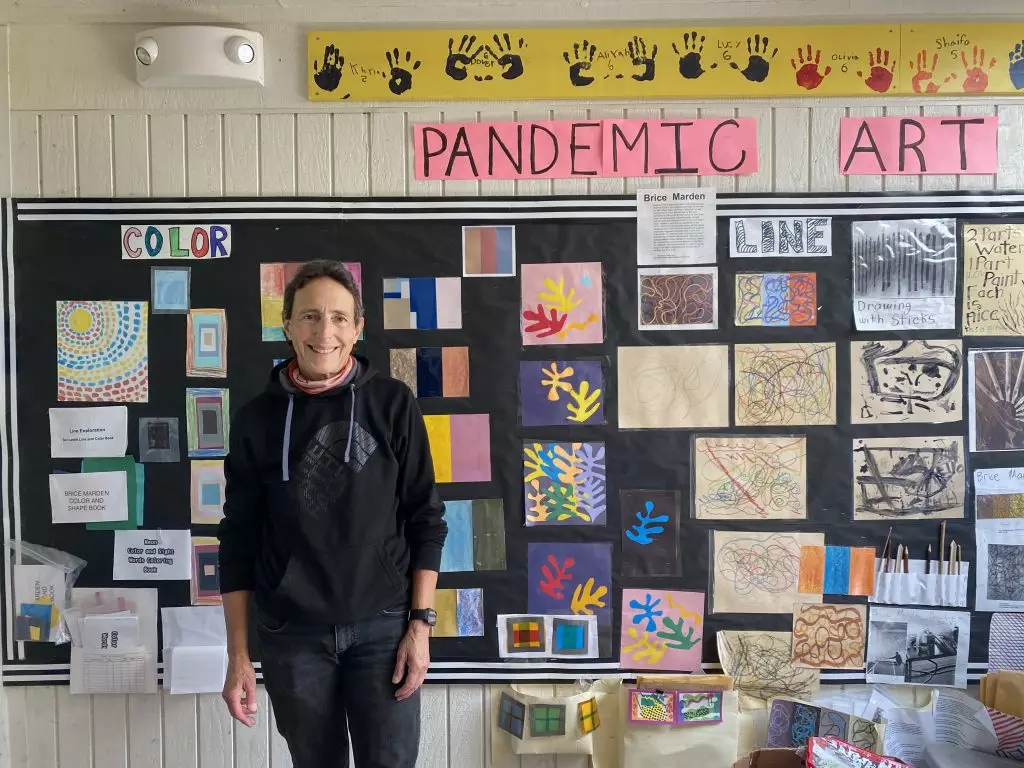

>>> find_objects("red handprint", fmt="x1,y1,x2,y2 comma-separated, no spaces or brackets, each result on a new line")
961,45,998,93
857,47,894,93
909,49,956,94
791,45,832,90
539,555,575,599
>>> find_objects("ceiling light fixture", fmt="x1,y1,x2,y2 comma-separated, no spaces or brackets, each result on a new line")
225,36,256,65
135,37,158,66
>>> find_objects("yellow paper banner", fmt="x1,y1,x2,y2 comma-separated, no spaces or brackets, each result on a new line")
308,23,1024,102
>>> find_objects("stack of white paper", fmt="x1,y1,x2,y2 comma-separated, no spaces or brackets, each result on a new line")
69,588,158,695
161,605,228,694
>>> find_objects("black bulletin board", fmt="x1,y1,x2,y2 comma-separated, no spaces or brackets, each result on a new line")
1,193,1015,685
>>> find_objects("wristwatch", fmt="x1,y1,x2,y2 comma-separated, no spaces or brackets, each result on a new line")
409,608,437,627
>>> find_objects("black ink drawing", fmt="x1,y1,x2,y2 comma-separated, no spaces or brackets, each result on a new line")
970,349,1024,452
853,219,956,301
853,437,965,520
718,631,819,700
673,31,717,80
853,340,962,423
987,544,1024,601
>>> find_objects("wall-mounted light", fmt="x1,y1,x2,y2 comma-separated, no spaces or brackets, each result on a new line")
134,26,264,88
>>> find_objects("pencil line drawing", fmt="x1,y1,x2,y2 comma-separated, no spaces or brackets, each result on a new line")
853,437,965,520
853,340,962,423
694,436,806,519
987,544,1024,601
716,533,802,596
735,343,836,426
717,631,820,700
618,345,729,429
971,349,1024,451
792,604,866,669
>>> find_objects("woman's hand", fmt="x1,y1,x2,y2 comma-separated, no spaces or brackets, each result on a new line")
392,622,430,701
223,654,258,727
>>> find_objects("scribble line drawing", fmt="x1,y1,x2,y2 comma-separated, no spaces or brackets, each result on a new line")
695,436,805,519
988,544,1024,601
735,343,836,426
972,349,1024,451
640,272,715,328
853,220,956,299
854,438,963,518
718,632,819,700
716,533,802,596
736,272,816,327
792,604,866,669
619,345,729,429
855,340,961,422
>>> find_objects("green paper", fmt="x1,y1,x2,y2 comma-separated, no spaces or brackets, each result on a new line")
83,458,143,530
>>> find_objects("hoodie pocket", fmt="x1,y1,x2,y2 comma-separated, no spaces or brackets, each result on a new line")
376,544,402,590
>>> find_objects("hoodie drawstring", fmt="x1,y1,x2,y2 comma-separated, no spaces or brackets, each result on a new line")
281,384,357,480
282,394,294,482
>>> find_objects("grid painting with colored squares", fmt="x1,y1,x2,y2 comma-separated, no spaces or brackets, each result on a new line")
498,693,526,739
578,698,600,734
530,704,566,737
512,619,543,649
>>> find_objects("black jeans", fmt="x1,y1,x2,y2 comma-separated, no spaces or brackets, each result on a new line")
257,605,420,768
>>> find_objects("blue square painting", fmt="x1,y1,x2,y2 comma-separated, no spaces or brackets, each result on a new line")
151,267,190,314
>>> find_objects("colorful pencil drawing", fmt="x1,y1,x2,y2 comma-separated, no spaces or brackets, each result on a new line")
190,460,225,525
186,309,227,378
792,603,866,669
151,266,190,314
383,276,463,330
57,301,149,403
523,441,606,525
969,349,1024,452
463,225,516,276
618,345,729,429
619,589,704,672
735,272,817,327
527,542,612,631
423,414,491,482
852,340,962,424
519,361,604,426
521,262,603,345
390,347,470,398
735,343,837,426
191,537,222,605
712,530,824,614
185,388,229,458
260,262,362,341
852,436,965,520
439,499,506,572
434,588,484,638
638,267,718,330
693,436,807,520
621,490,681,577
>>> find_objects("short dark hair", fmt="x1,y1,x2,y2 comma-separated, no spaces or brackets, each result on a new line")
282,260,363,322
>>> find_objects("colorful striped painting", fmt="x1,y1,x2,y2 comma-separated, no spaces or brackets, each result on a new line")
383,277,463,330
463,225,516,276
57,301,149,402
434,588,484,637
390,346,469,398
186,309,227,378
259,262,361,341
798,545,875,596
439,499,506,572
422,414,491,482
735,272,817,327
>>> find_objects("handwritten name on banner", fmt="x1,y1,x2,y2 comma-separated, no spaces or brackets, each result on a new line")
840,116,998,175
414,118,758,181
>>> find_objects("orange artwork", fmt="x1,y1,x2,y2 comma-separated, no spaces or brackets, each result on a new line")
792,603,866,670
849,548,876,597
798,546,825,593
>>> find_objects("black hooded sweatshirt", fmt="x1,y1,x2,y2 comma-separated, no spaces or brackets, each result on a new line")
217,354,447,625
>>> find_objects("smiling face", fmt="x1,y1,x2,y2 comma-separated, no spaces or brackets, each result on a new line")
283,276,364,380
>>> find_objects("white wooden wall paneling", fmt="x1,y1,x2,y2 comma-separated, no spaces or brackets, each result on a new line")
4,96,1017,767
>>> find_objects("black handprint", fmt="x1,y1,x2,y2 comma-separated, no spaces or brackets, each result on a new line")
484,33,527,80
672,31,717,80
383,48,420,95
313,44,345,93
627,35,658,82
563,39,597,87
730,33,778,83
446,35,483,81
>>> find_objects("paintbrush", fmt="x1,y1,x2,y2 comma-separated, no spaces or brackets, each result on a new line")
882,527,893,573
926,544,932,574
939,521,947,575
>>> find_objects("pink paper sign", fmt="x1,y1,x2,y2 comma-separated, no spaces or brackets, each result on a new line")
414,118,758,181
840,116,998,175
619,588,705,672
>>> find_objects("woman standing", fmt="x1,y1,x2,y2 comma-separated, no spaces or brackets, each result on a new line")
218,260,447,767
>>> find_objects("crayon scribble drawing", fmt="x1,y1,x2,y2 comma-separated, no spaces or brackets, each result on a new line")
852,340,962,424
712,530,824,614
734,343,836,426
853,437,965,520
521,262,603,345
717,631,820,701
969,349,1024,452
621,490,681,577
519,361,604,426
619,589,704,672
735,273,817,327
792,603,866,669
618,345,729,429
638,267,718,331
527,542,612,633
523,441,606,525
57,301,149,403
693,436,807,520
260,262,361,341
